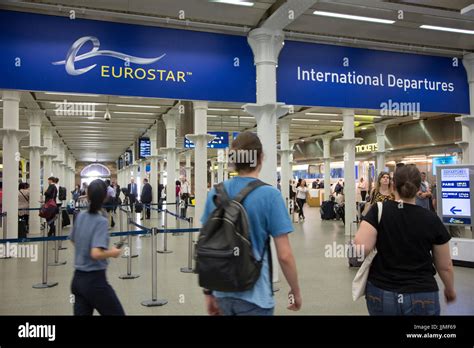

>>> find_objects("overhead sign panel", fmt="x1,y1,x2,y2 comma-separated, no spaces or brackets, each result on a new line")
185,132,229,149
278,40,470,114
0,10,256,103
437,165,473,226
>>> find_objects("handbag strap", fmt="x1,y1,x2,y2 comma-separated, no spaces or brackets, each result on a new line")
377,201,383,224
19,190,29,202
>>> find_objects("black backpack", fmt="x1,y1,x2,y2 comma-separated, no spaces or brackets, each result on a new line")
195,179,272,292
58,186,67,201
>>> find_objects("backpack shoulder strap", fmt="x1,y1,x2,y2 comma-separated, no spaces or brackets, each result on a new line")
234,179,268,204
213,182,231,207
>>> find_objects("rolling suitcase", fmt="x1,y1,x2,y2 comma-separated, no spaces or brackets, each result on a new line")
320,200,336,220
18,216,28,239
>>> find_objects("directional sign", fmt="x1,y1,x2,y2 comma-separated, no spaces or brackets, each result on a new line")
437,165,473,226
184,132,229,149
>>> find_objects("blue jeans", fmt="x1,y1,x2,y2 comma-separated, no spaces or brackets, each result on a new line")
216,297,274,316
366,282,440,316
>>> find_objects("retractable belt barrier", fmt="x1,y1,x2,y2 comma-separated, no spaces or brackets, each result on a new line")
0,207,200,308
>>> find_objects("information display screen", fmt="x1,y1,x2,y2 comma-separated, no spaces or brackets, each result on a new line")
437,165,473,226
432,156,456,175
139,138,151,158
184,132,229,149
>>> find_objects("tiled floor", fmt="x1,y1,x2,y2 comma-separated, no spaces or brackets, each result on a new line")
0,206,473,315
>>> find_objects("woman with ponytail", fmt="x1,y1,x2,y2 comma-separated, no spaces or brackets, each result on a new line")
355,164,456,315
70,179,125,315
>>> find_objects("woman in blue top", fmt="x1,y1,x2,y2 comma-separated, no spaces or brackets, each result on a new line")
201,131,302,315
70,179,124,315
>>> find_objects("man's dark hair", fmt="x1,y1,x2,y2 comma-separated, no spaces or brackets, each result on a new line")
48,176,55,182
229,131,263,173
53,177,59,184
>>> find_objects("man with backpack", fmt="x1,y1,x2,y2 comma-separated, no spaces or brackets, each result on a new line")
197,132,302,316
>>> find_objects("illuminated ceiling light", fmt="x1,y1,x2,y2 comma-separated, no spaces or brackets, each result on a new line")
313,11,395,24
305,112,339,116
116,104,161,108
207,115,218,118
420,25,474,35
210,0,254,7
44,92,101,97
208,108,230,112
293,118,319,122
114,111,155,115
361,127,367,130
355,115,382,119
330,120,343,123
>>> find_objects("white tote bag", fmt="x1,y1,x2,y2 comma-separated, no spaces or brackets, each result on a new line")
352,201,382,301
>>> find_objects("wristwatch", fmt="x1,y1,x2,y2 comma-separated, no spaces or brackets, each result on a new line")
203,289,213,296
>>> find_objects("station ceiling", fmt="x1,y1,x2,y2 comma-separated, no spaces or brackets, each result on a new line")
0,0,472,162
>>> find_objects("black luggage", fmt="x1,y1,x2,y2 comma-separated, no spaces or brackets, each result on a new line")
18,216,28,239
334,203,345,224
62,210,71,228
135,202,143,213
320,200,336,220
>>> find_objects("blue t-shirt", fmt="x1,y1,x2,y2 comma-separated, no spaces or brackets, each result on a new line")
201,176,293,309
70,211,109,272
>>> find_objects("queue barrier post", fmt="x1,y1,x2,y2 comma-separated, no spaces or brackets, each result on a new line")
33,220,59,289
122,210,138,259
119,211,140,279
180,217,195,274
157,210,172,254
49,213,66,266
141,227,168,307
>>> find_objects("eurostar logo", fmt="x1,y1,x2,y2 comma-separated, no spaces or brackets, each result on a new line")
52,36,166,76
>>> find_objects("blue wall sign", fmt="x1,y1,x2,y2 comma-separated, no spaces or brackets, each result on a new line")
278,40,470,114
0,10,256,103
185,132,229,149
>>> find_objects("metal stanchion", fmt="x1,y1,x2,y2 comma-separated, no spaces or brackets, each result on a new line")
119,211,140,279
33,221,58,288
49,213,66,266
141,227,167,307
180,217,195,273
122,210,138,259
157,210,172,254
0,213,11,259
55,205,67,250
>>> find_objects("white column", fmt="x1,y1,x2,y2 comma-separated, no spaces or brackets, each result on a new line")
162,112,179,228
210,159,216,187
243,28,290,186
336,110,362,236
42,126,55,180
187,101,214,228
217,149,225,183
278,118,292,206
23,110,47,235
243,28,291,284
147,126,160,219
0,91,29,238
374,123,388,176
322,135,332,201
461,53,474,164
185,151,192,191
159,159,165,185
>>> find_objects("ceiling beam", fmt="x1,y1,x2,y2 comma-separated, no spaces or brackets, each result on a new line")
260,0,319,31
